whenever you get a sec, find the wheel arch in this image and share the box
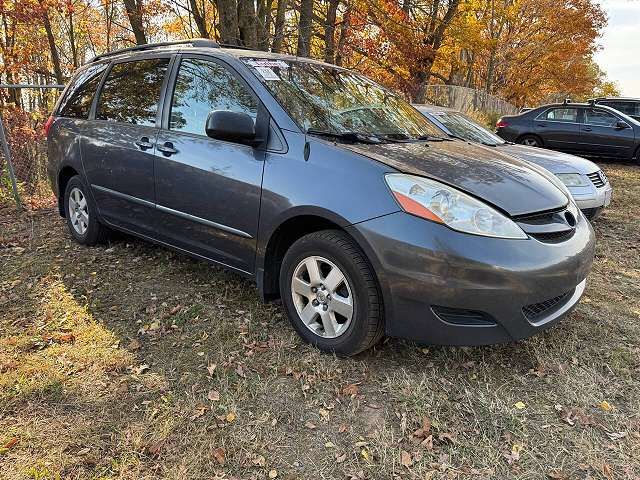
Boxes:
[57,165,80,217]
[257,210,382,303]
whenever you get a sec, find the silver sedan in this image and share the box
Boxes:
[416,105,613,219]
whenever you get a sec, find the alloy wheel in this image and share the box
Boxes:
[291,255,354,339]
[68,187,89,235]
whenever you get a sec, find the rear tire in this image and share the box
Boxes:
[63,176,107,245]
[279,230,383,356]
[518,135,543,147]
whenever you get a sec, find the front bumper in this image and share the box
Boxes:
[348,211,596,345]
[570,182,612,212]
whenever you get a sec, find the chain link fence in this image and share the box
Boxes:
[0,85,62,210]
[423,84,519,126]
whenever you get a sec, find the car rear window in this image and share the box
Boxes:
[96,58,170,126]
[58,63,108,119]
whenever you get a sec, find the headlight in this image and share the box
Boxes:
[385,174,527,239]
[556,173,588,187]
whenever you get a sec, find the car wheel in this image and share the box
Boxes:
[518,135,542,147]
[63,176,107,245]
[279,229,383,356]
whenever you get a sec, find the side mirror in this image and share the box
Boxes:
[615,120,630,130]
[205,110,260,146]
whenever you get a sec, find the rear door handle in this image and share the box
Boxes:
[135,136,154,150]
[583,127,592,132]
[157,142,178,156]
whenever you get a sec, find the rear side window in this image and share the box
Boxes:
[584,109,618,127]
[58,63,108,118]
[540,108,578,123]
[96,58,170,126]
[169,58,258,135]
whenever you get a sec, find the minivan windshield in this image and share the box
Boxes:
[242,58,443,141]
[432,111,506,146]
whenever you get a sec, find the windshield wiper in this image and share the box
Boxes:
[305,129,382,144]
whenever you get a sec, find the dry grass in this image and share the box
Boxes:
[1,163,639,480]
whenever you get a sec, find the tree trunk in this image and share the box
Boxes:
[68,10,78,68]
[323,0,339,63]
[42,11,64,84]
[296,0,313,57]
[215,0,239,44]
[271,0,287,52]
[189,0,209,37]
[334,4,350,66]
[237,0,258,48]
[123,0,147,44]
[257,0,273,50]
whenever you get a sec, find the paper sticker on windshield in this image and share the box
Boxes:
[246,59,289,69]
[255,66,280,81]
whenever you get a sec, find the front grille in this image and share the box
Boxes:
[530,229,575,243]
[522,289,574,321]
[587,171,606,188]
[432,306,497,326]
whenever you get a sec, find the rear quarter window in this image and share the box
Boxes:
[58,63,108,118]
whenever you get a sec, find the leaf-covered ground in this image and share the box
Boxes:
[1,163,639,480]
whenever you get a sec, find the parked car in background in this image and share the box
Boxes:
[47,40,595,355]
[591,97,640,121]
[415,105,612,219]
[495,101,640,163]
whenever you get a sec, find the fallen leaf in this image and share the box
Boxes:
[226,411,236,423]
[304,421,317,430]
[191,404,207,420]
[77,447,91,456]
[207,390,220,402]
[268,469,278,478]
[605,431,627,441]
[342,383,360,396]
[146,439,164,456]
[1,437,18,451]
[514,401,526,410]
[319,408,330,420]
[212,447,225,465]
[128,339,141,350]
[335,452,347,463]
[360,448,372,462]
[252,454,266,467]
[170,304,182,315]
[132,364,149,375]
[504,443,524,464]
[400,450,413,467]
[547,471,568,479]
[599,400,613,411]
[206,363,217,376]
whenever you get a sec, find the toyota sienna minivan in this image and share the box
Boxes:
[47,39,596,356]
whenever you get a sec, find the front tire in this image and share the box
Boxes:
[279,230,383,356]
[63,176,107,245]
[518,135,542,147]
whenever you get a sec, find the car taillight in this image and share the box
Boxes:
[496,119,508,128]
[43,115,55,136]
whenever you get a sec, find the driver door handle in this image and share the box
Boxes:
[583,127,592,132]
[157,141,178,156]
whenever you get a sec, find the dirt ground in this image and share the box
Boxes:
[1,162,639,480]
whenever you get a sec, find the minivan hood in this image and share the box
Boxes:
[343,140,568,216]
[496,144,600,175]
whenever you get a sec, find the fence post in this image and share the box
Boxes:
[0,113,22,209]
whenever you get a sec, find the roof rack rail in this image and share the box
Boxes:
[90,38,220,62]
